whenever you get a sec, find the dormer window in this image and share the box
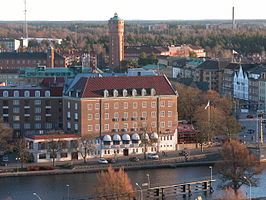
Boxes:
[3,91,8,97]
[24,91,30,97]
[14,91,19,97]
[35,91,40,97]
[113,89,118,97]
[68,91,71,96]
[151,88,156,96]
[141,88,146,96]
[104,90,109,98]
[132,89,137,97]
[76,92,79,98]
[123,89,127,97]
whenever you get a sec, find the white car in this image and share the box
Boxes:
[98,158,108,164]
[147,153,159,160]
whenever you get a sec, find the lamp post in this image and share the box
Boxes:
[66,184,70,200]
[244,176,251,200]
[136,183,143,200]
[146,174,150,189]
[15,157,20,172]
[33,192,42,200]
[209,166,213,181]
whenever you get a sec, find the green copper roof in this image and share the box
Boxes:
[109,13,122,21]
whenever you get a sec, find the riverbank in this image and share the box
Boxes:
[0,153,218,178]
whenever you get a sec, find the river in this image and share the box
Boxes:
[1,166,266,200]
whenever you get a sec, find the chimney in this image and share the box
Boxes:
[47,45,55,68]
[232,6,236,30]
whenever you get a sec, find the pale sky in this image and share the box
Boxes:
[0,0,265,21]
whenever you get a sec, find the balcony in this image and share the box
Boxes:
[112,118,119,122]
[140,117,146,120]
[131,128,138,131]
[24,114,30,117]
[45,114,52,117]
[3,114,8,117]
[3,106,9,109]
[112,129,119,132]
[45,106,52,109]
[24,106,30,109]
[121,128,128,132]
[122,118,128,121]
[131,117,137,121]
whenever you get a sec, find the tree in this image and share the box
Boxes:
[217,139,263,196]
[15,139,32,168]
[77,134,97,163]
[47,135,63,166]
[0,121,12,155]
[215,188,247,200]
[96,166,135,199]
[221,116,242,139]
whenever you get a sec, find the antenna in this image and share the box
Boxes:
[24,0,28,39]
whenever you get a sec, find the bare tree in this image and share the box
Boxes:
[47,135,63,166]
[217,139,263,195]
[77,134,97,163]
[96,166,135,199]
[15,139,32,168]
[0,121,12,155]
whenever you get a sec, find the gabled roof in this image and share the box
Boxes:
[68,75,176,98]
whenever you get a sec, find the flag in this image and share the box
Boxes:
[205,101,210,110]
[232,50,239,55]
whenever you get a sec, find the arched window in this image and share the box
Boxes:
[35,91,40,97]
[3,91,8,97]
[132,89,137,97]
[123,89,127,97]
[141,88,146,96]
[104,90,109,98]
[113,89,118,97]
[45,91,50,97]
[151,88,156,96]
[14,91,19,97]
[24,91,30,97]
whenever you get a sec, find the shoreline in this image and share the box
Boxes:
[0,154,218,178]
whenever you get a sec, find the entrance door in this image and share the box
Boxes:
[123,149,129,156]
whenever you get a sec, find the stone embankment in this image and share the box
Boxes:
[0,153,219,178]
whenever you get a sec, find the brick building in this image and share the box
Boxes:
[0,80,64,137]
[0,46,66,72]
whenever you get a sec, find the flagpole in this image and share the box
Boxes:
[208,104,210,142]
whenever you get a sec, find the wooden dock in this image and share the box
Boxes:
[139,179,215,200]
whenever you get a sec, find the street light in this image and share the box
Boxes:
[66,184,70,200]
[209,166,214,193]
[146,174,150,189]
[15,157,20,172]
[136,183,143,200]
[209,166,213,181]
[33,192,42,200]
[243,176,251,200]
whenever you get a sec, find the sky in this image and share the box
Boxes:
[0,0,265,21]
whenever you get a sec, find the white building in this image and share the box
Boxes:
[25,131,178,163]
[127,68,158,76]
[233,65,249,100]
[0,39,21,51]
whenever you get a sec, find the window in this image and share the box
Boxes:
[13,123,20,129]
[142,112,147,118]
[67,122,71,129]
[104,124,109,130]
[24,91,30,97]
[142,101,147,108]
[87,114,93,120]
[123,112,128,118]
[161,101,165,107]
[152,122,157,128]
[60,153,68,158]
[124,102,128,109]
[160,111,165,117]
[104,103,109,109]
[74,123,78,130]
[45,123,52,129]
[87,104,92,110]
[35,107,41,113]
[35,91,40,97]
[3,91,8,97]
[151,111,156,118]
[133,122,138,128]
[95,124,100,131]
[74,103,78,110]
[168,101,173,107]
[114,123,119,129]
[35,123,41,129]
[105,113,109,119]
[95,103,100,109]
[114,112,119,118]
[13,100,19,105]
[45,91,50,97]
[95,113,100,120]
[123,123,128,129]
[13,116,20,121]
[13,107,20,113]
[160,122,165,128]
[34,100,41,105]
[88,125,93,131]
[35,116,41,121]
[39,154,46,159]
[14,91,19,97]
[114,102,119,109]
[168,111,172,117]
[133,112,138,118]
[67,101,70,109]
[168,121,172,127]
[133,102,138,109]
[151,101,156,108]
[74,113,78,120]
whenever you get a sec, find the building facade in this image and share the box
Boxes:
[108,13,124,71]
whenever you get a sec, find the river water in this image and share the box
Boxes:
[1,166,266,200]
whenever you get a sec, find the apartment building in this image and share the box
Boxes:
[0,83,63,137]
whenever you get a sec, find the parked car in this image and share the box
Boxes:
[97,158,108,164]
[107,158,117,164]
[129,157,139,162]
[258,114,263,118]
[246,115,254,118]
[179,148,189,156]
[147,153,159,160]
[262,120,266,123]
